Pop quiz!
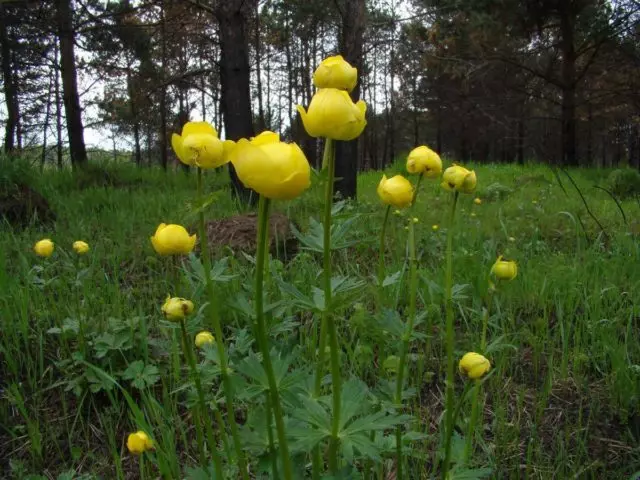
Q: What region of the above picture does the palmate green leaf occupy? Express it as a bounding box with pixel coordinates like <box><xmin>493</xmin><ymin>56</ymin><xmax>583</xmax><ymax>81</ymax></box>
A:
<box><xmin>277</xmin><ymin>279</ymin><xmax>317</xmax><ymax>311</ymax></box>
<box><xmin>188</xmin><ymin>254</ymin><xmax>236</xmax><ymax>284</ymax></box>
<box><xmin>288</xmin><ymin>426</ymin><xmax>329</xmax><ymax>452</ymax></box>
<box><xmin>343</xmin><ymin>432</ymin><xmax>382</xmax><ymax>461</ymax></box>
<box><xmin>291</xmin><ymin>396</ymin><xmax>331</xmax><ymax>431</ymax></box>
<box><xmin>235</xmin><ymin>352</ymin><xmax>268</xmax><ymax>389</ymax></box>
<box><xmin>122</xmin><ymin>361</ymin><xmax>160</xmax><ymax>390</ymax></box>
<box><xmin>449</xmin><ymin>467</ymin><xmax>493</xmax><ymax>480</ymax></box>
<box><xmin>339</xmin><ymin>378</ymin><xmax>369</xmax><ymax>431</ymax></box>
<box><xmin>343</xmin><ymin>411</ymin><xmax>412</xmax><ymax>436</ymax></box>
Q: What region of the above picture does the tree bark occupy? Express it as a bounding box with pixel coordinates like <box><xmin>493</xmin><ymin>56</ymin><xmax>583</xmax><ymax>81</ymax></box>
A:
<box><xmin>127</xmin><ymin>67</ymin><xmax>142</xmax><ymax>165</ymax></box>
<box><xmin>217</xmin><ymin>0</ymin><xmax>256</xmax><ymax>204</ymax></box>
<box><xmin>159</xmin><ymin>0</ymin><xmax>168</xmax><ymax>170</ymax></box>
<box><xmin>335</xmin><ymin>0</ymin><xmax>365</xmax><ymax>200</ymax></box>
<box><xmin>0</xmin><ymin>3</ymin><xmax>19</xmax><ymax>154</ymax></box>
<box><xmin>54</xmin><ymin>39</ymin><xmax>63</xmax><ymax>169</ymax></box>
<box><xmin>56</xmin><ymin>0</ymin><xmax>87</xmax><ymax>168</ymax></box>
<box><xmin>559</xmin><ymin>0</ymin><xmax>577</xmax><ymax>166</ymax></box>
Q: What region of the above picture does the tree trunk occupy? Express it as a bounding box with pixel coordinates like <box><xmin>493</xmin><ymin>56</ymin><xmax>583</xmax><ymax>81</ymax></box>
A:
<box><xmin>254</xmin><ymin>1</ymin><xmax>266</xmax><ymax>131</ymax></box>
<box><xmin>217</xmin><ymin>0</ymin><xmax>256</xmax><ymax>204</ymax></box>
<box><xmin>159</xmin><ymin>0</ymin><xmax>168</xmax><ymax>170</ymax></box>
<box><xmin>127</xmin><ymin>67</ymin><xmax>142</xmax><ymax>165</ymax></box>
<box><xmin>559</xmin><ymin>0</ymin><xmax>577</xmax><ymax>166</ymax></box>
<box><xmin>41</xmin><ymin>70</ymin><xmax>55</xmax><ymax>169</ymax></box>
<box><xmin>54</xmin><ymin>39</ymin><xmax>63</xmax><ymax>168</ymax></box>
<box><xmin>334</xmin><ymin>0</ymin><xmax>365</xmax><ymax>200</ymax></box>
<box><xmin>56</xmin><ymin>0</ymin><xmax>87</xmax><ymax>168</ymax></box>
<box><xmin>0</xmin><ymin>3</ymin><xmax>19</xmax><ymax>154</ymax></box>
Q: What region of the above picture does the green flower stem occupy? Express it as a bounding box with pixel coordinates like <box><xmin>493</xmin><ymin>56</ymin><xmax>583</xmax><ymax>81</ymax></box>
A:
<box><xmin>139</xmin><ymin>454</ymin><xmax>146</xmax><ymax>480</ymax></box>
<box><xmin>393</xmin><ymin>174</ymin><xmax>424</xmax><ymax>480</ymax></box>
<box><xmin>196</xmin><ymin>168</ymin><xmax>249</xmax><ymax>479</ymax></box>
<box><xmin>312</xmin><ymin>137</ymin><xmax>336</xmax><ymax>478</ymax></box>
<box><xmin>377</xmin><ymin>205</ymin><xmax>392</xmax><ymax>308</ymax></box>
<box><xmin>480</xmin><ymin>286</ymin><xmax>496</xmax><ymax>352</ymax></box>
<box><xmin>464</xmin><ymin>380</ymin><xmax>481</xmax><ymax>464</ymax></box>
<box><xmin>265</xmin><ymin>391</ymin><xmax>280</xmax><ymax>479</ymax></box>
<box><xmin>442</xmin><ymin>191</ymin><xmax>460</xmax><ymax>479</ymax></box>
<box><xmin>179</xmin><ymin>319</ymin><xmax>223</xmax><ymax>478</ymax></box>
<box><xmin>255</xmin><ymin>195</ymin><xmax>294</xmax><ymax>480</ymax></box>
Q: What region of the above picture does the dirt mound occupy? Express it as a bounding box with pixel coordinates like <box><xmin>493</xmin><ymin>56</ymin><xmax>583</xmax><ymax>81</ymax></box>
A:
<box><xmin>0</xmin><ymin>182</ymin><xmax>55</xmax><ymax>228</ymax></box>
<box><xmin>205</xmin><ymin>212</ymin><xmax>298</xmax><ymax>260</ymax></box>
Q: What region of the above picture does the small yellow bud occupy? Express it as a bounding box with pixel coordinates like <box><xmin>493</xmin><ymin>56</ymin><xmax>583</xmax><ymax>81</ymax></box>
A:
<box><xmin>34</xmin><ymin>239</ymin><xmax>54</xmax><ymax>258</ymax></box>
<box><xmin>195</xmin><ymin>331</ymin><xmax>215</xmax><ymax>348</ymax></box>
<box><xmin>72</xmin><ymin>240</ymin><xmax>89</xmax><ymax>255</ymax></box>
<box><xmin>474</xmin><ymin>197</ymin><xmax>482</xmax><ymax>205</ymax></box>
<box><xmin>491</xmin><ymin>256</ymin><xmax>518</xmax><ymax>281</ymax></box>
<box><xmin>412</xmin><ymin>217</ymin><xmax>419</xmax><ymax>223</ymax></box>
<box><xmin>458</xmin><ymin>352</ymin><xmax>491</xmax><ymax>379</ymax></box>
<box><xmin>432</xmin><ymin>224</ymin><xmax>439</xmax><ymax>231</ymax></box>
<box><xmin>508</xmin><ymin>236</ymin><xmax>516</xmax><ymax>243</ymax></box>
<box><xmin>161</xmin><ymin>296</ymin><xmax>195</xmax><ymax>321</ymax></box>
<box><xmin>127</xmin><ymin>431</ymin><xmax>153</xmax><ymax>455</ymax></box>
<box><xmin>393</xmin><ymin>209</ymin><xmax>402</xmax><ymax>216</ymax></box>
<box><xmin>470</xmin><ymin>212</ymin><xmax>477</xmax><ymax>218</ymax></box>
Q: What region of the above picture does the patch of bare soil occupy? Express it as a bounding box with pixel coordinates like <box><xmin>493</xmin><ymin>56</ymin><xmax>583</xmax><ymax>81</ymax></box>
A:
<box><xmin>0</xmin><ymin>182</ymin><xmax>55</xmax><ymax>228</ymax></box>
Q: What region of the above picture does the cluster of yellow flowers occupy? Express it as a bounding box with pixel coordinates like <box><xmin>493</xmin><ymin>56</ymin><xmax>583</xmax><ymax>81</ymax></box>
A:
<box><xmin>33</xmin><ymin>238</ymin><xmax>89</xmax><ymax>257</ymax></box>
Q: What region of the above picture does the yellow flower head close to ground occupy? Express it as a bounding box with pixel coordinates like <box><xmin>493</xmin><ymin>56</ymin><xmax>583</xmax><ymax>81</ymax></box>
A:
<box><xmin>474</xmin><ymin>197</ymin><xmax>482</xmax><ymax>205</ymax></box>
<box><xmin>34</xmin><ymin>239</ymin><xmax>54</xmax><ymax>258</ymax></box>
<box><xmin>296</xmin><ymin>88</ymin><xmax>367</xmax><ymax>141</ymax></box>
<box><xmin>73</xmin><ymin>241</ymin><xmax>89</xmax><ymax>255</ymax></box>
<box><xmin>441</xmin><ymin>165</ymin><xmax>477</xmax><ymax>194</ymax></box>
<box><xmin>376</xmin><ymin>174</ymin><xmax>413</xmax><ymax>208</ymax></box>
<box><xmin>171</xmin><ymin>121</ymin><xmax>226</xmax><ymax>169</ymax></box>
<box><xmin>150</xmin><ymin>223</ymin><xmax>196</xmax><ymax>255</ymax></box>
<box><xmin>313</xmin><ymin>55</ymin><xmax>357</xmax><ymax>92</ymax></box>
<box><xmin>195</xmin><ymin>331</ymin><xmax>215</xmax><ymax>348</ymax></box>
<box><xmin>491</xmin><ymin>255</ymin><xmax>518</xmax><ymax>281</ymax></box>
<box><xmin>161</xmin><ymin>296</ymin><xmax>195</xmax><ymax>321</ymax></box>
<box><xmin>230</xmin><ymin>131</ymin><xmax>311</xmax><ymax>200</ymax></box>
<box><xmin>432</xmin><ymin>224</ymin><xmax>439</xmax><ymax>231</ymax></box>
<box><xmin>127</xmin><ymin>431</ymin><xmax>154</xmax><ymax>455</ymax></box>
<box><xmin>406</xmin><ymin>146</ymin><xmax>443</xmax><ymax>178</ymax></box>
<box><xmin>459</xmin><ymin>352</ymin><xmax>491</xmax><ymax>379</ymax></box>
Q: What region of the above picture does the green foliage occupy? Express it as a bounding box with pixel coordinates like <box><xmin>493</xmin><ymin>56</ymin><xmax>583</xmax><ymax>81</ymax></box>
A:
<box><xmin>607</xmin><ymin>168</ymin><xmax>640</xmax><ymax>198</ymax></box>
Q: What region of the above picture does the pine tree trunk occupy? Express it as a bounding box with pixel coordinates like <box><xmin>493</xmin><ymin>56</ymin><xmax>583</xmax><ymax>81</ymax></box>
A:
<box><xmin>159</xmin><ymin>0</ymin><xmax>168</xmax><ymax>170</ymax></box>
<box><xmin>217</xmin><ymin>0</ymin><xmax>256</xmax><ymax>204</ymax></box>
<box><xmin>559</xmin><ymin>0</ymin><xmax>577</xmax><ymax>166</ymax></box>
<box><xmin>54</xmin><ymin>39</ymin><xmax>63</xmax><ymax>169</ymax></box>
<box><xmin>56</xmin><ymin>0</ymin><xmax>87</xmax><ymax>168</ymax></box>
<box><xmin>0</xmin><ymin>4</ymin><xmax>19</xmax><ymax>154</ymax></box>
<box><xmin>335</xmin><ymin>0</ymin><xmax>365</xmax><ymax>199</ymax></box>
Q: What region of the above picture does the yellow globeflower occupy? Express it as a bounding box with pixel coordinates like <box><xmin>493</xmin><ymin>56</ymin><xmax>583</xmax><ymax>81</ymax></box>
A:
<box><xmin>376</xmin><ymin>174</ymin><xmax>413</xmax><ymax>208</ymax></box>
<box><xmin>230</xmin><ymin>131</ymin><xmax>311</xmax><ymax>200</ymax></box>
<box><xmin>126</xmin><ymin>431</ymin><xmax>153</xmax><ymax>455</ymax></box>
<box><xmin>441</xmin><ymin>165</ymin><xmax>477</xmax><ymax>194</ymax></box>
<box><xmin>296</xmin><ymin>88</ymin><xmax>367</xmax><ymax>141</ymax></box>
<box><xmin>72</xmin><ymin>241</ymin><xmax>89</xmax><ymax>255</ymax></box>
<box><xmin>313</xmin><ymin>55</ymin><xmax>357</xmax><ymax>92</ymax></box>
<box><xmin>474</xmin><ymin>198</ymin><xmax>482</xmax><ymax>205</ymax></box>
<box><xmin>171</xmin><ymin>121</ymin><xmax>225</xmax><ymax>169</ymax></box>
<box><xmin>150</xmin><ymin>223</ymin><xmax>196</xmax><ymax>255</ymax></box>
<box><xmin>491</xmin><ymin>256</ymin><xmax>518</xmax><ymax>281</ymax></box>
<box><xmin>161</xmin><ymin>295</ymin><xmax>195</xmax><ymax>321</ymax></box>
<box><xmin>195</xmin><ymin>331</ymin><xmax>215</xmax><ymax>348</ymax></box>
<box><xmin>33</xmin><ymin>239</ymin><xmax>54</xmax><ymax>258</ymax></box>
<box><xmin>406</xmin><ymin>146</ymin><xmax>443</xmax><ymax>178</ymax></box>
<box><xmin>458</xmin><ymin>352</ymin><xmax>491</xmax><ymax>380</ymax></box>
<box><xmin>432</xmin><ymin>224</ymin><xmax>439</xmax><ymax>231</ymax></box>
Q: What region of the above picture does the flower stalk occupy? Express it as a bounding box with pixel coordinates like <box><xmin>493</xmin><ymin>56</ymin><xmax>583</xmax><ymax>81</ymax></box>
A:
<box><xmin>196</xmin><ymin>167</ymin><xmax>249</xmax><ymax>479</ymax></box>
<box><xmin>377</xmin><ymin>205</ymin><xmax>392</xmax><ymax>308</ymax></box>
<box><xmin>254</xmin><ymin>195</ymin><xmax>294</xmax><ymax>480</ymax></box>
<box><xmin>442</xmin><ymin>191</ymin><xmax>460</xmax><ymax>479</ymax></box>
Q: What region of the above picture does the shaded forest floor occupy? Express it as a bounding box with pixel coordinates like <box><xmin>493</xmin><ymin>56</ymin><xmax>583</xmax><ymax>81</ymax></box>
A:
<box><xmin>1</xmin><ymin>158</ymin><xmax>639</xmax><ymax>479</ymax></box>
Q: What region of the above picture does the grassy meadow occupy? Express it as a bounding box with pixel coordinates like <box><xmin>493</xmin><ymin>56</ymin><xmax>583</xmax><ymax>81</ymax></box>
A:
<box><xmin>1</xmin><ymin>158</ymin><xmax>639</xmax><ymax>479</ymax></box>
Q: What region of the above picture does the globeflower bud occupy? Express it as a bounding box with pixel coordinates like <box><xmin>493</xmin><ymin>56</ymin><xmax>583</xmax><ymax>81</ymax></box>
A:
<box><xmin>296</xmin><ymin>88</ymin><xmax>367</xmax><ymax>141</ymax></box>
<box><xmin>491</xmin><ymin>256</ymin><xmax>518</xmax><ymax>281</ymax></box>
<box><xmin>406</xmin><ymin>146</ymin><xmax>443</xmax><ymax>178</ymax></box>
<box><xmin>474</xmin><ymin>197</ymin><xmax>482</xmax><ymax>205</ymax></box>
<box><xmin>230</xmin><ymin>131</ymin><xmax>311</xmax><ymax>200</ymax></box>
<box><xmin>458</xmin><ymin>352</ymin><xmax>491</xmax><ymax>380</ymax></box>
<box><xmin>150</xmin><ymin>223</ymin><xmax>196</xmax><ymax>256</ymax></box>
<box><xmin>195</xmin><ymin>331</ymin><xmax>215</xmax><ymax>348</ymax></box>
<box><xmin>171</xmin><ymin>121</ymin><xmax>226</xmax><ymax>169</ymax></box>
<box><xmin>162</xmin><ymin>295</ymin><xmax>195</xmax><ymax>321</ymax></box>
<box><xmin>72</xmin><ymin>240</ymin><xmax>89</xmax><ymax>255</ymax></box>
<box><xmin>441</xmin><ymin>165</ymin><xmax>477</xmax><ymax>194</ymax></box>
<box><xmin>376</xmin><ymin>174</ymin><xmax>413</xmax><ymax>208</ymax></box>
<box><xmin>126</xmin><ymin>431</ymin><xmax>154</xmax><ymax>455</ymax></box>
<box><xmin>313</xmin><ymin>55</ymin><xmax>357</xmax><ymax>92</ymax></box>
<box><xmin>34</xmin><ymin>239</ymin><xmax>54</xmax><ymax>258</ymax></box>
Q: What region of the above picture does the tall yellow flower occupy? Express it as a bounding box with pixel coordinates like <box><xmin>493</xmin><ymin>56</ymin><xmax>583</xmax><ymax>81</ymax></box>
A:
<box><xmin>72</xmin><ymin>241</ymin><xmax>89</xmax><ymax>255</ymax></box>
<box><xmin>230</xmin><ymin>131</ymin><xmax>311</xmax><ymax>200</ymax></box>
<box><xmin>441</xmin><ymin>165</ymin><xmax>477</xmax><ymax>194</ymax></box>
<box><xmin>406</xmin><ymin>146</ymin><xmax>443</xmax><ymax>178</ymax></box>
<box><xmin>150</xmin><ymin>223</ymin><xmax>196</xmax><ymax>255</ymax></box>
<box><xmin>161</xmin><ymin>295</ymin><xmax>195</xmax><ymax>321</ymax></box>
<box><xmin>171</xmin><ymin>121</ymin><xmax>226</xmax><ymax>169</ymax></box>
<box><xmin>458</xmin><ymin>352</ymin><xmax>491</xmax><ymax>379</ymax></box>
<box><xmin>127</xmin><ymin>431</ymin><xmax>154</xmax><ymax>455</ymax></box>
<box><xmin>491</xmin><ymin>256</ymin><xmax>518</xmax><ymax>281</ymax></box>
<box><xmin>377</xmin><ymin>174</ymin><xmax>413</xmax><ymax>208</ymax></box>
<box><xmin>33</xmin><ymin>239</ymin><xmax>54</xmax><ymax>258</ymax></box>
<box><xmin>313</xmin><ymin>55</ymin><xmax>357</xmax><ymax>92</ymax></box>
<box><xmin>296</xmin><ymin>88</ymin><xmax>367</xmax><ymax>141</ymax></box>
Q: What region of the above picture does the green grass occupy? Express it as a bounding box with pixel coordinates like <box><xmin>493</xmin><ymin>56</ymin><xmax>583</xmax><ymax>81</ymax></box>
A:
<box><xmin>1</xmin><ymin>158</ymin><xmax>639</xmax><ymax>479</ymax></box>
